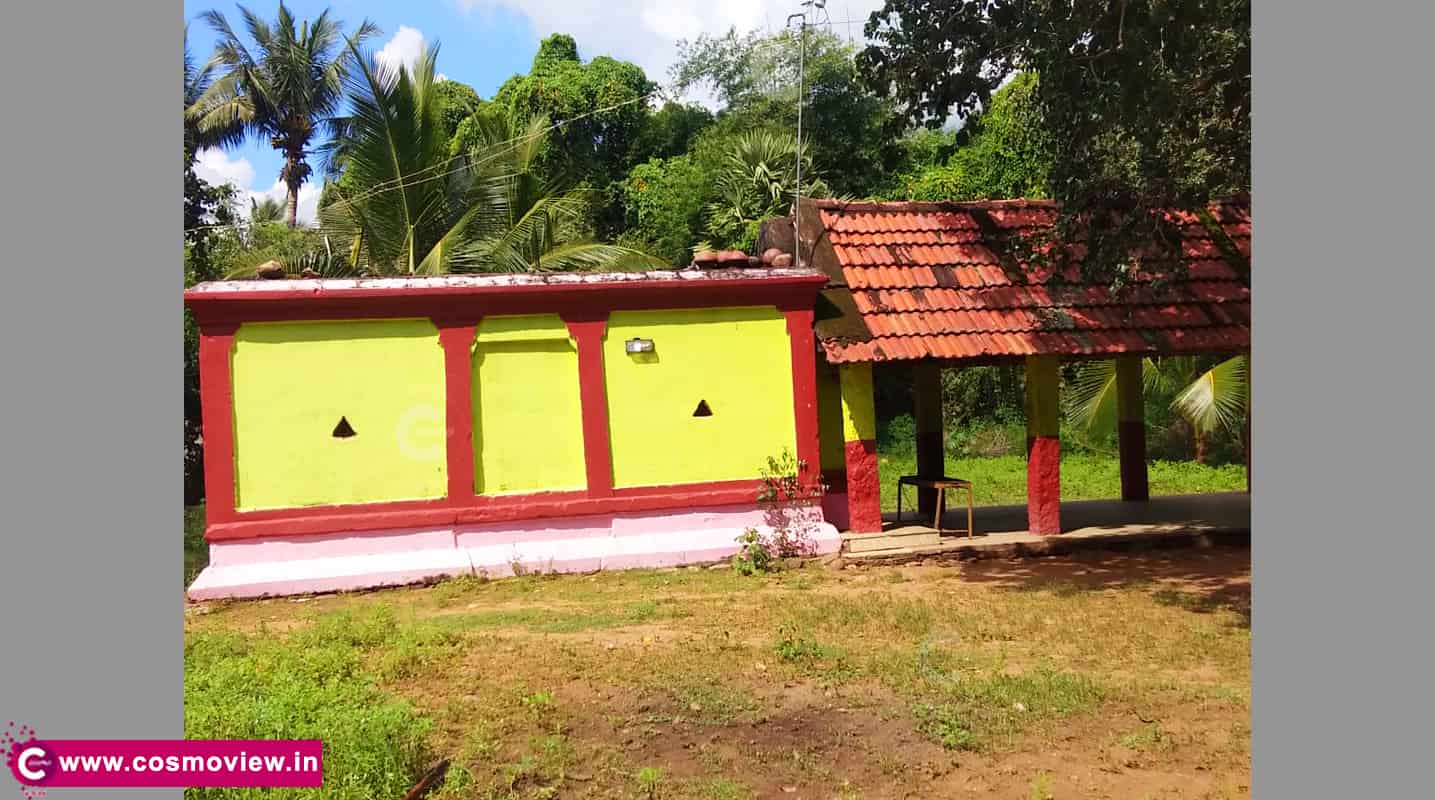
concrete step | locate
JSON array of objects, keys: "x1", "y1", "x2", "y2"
[{"x1": 843, "y1": 529, "x2": 945, "y2": 553}]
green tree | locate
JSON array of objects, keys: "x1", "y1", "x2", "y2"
[
  {"x1": 620, "y1": 154, "x2": 711, "y2": 265},
  {"x1": 189, "y1": 2, "x2": 377, "y2": 227},
  {"x1": 319, "y1": 41, "x2": 654, "y2": 275},
  {"x1": 891, "y1": 73, "x2": 1053, "y2": 201},
  {"x1": 494, "y1": 33, "x2": 654, "y2": 194},
  {"x1": 860, "y1": 0, "x2": 1251, "y2": 284},
  {"x1": 432, "y1": 78, "x2": 484, "y2": 141},
  {"x1": 674, "y1": 27, "x2": 903, "y2": 197},
  {"x1": 631, "y1": 102, "x2": 713, "y2": 162}
]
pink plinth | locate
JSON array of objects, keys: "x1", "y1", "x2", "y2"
[{"x1": 188, "y1": 502, "x2": 841, "y2": 600}]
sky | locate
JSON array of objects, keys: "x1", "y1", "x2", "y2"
[{"x1": 185, "y1": 0, "x2": 888, "y2": 224}]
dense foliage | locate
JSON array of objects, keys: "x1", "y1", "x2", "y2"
[{"x1": 860, "y1": 0, "x2": 1251, "y2": 285}]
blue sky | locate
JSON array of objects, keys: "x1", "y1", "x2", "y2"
[{"x1": 185, "y1": 0, "x2": 887, "y2": 222}]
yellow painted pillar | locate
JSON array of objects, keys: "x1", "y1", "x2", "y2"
[{"x1": 839, "y1": 362, "x2": 882, "y2": 533}]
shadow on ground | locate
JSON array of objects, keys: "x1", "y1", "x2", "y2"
[{"x1": 955, "y1": 546, "x2": 1251, "y2": 627}]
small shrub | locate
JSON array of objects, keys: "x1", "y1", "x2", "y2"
[
  {"x1": 635, "y1": 766, "x2": 664, "y2": 799},
  {"x1": 913, "y1": 703, "x2": 979, "y2": 751},
  {"x1": 732, "y1": 528, "x2": 776, "y2": 576}
]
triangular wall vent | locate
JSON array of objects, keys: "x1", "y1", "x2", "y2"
[
  {"x1": 692, "y1": 400, "x2": 713, "y2": 417},
  {"x1": 332, "y1": 416, "x2": 357, "y2": 438}
]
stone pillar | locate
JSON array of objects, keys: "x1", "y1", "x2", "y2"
[
  {"x1": 839, "y1": 362, "x2": 882, "y2": 533},
  {"x1": 913, "y1": 362, "x2": 944, "y2": 515},
  {"x1": 1025, "y1": 355, "x2": 1061, "y2": 535},
  {"x1": 1116, "y1": 355, "x2": 1149, "y2": 502}
]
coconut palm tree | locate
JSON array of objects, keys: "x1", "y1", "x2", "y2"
[
  {"x1": 188, "y1": 3, "x2": 377, "y2": 228},
  {"x1": 249, "y1": 196, "x2": 286, "y2": 224},
  {"x1": 319, "y1": 40, "x2": 656, "y2": 274},
  {"x1": 1066, "y1": 355, "x2": 1249, "y2": 464},
  {"x1": 184, "y1": 25, "x2": 243, "y2": 166}
]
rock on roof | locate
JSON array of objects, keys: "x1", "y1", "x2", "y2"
[{"x1": 810, "y1": 198, "x2": 1250, "y2": 364}]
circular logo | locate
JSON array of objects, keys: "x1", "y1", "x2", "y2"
[
  {"x1": 12, "y1": 741, "x2": 57, "y2": 785},
  {"x1": 395, "y1": 404, "x2": 445, "y2": 463}
]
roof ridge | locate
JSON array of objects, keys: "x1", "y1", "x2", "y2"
[{"x1": 813, "y1": 198, "x2": 1058, "y2": 213}]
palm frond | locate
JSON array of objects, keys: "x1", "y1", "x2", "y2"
[{"x1": 1170, "y1": 355, "x2": 1249, "y2": 437}]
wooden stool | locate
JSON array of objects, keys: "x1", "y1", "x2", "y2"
[{"x1": 896, "y1": 475, "x2": 975, "y2": 538}]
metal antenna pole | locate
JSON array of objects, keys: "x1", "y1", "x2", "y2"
[{"x1": 788, "y1": 7, "x2": 810, "y2": 267}]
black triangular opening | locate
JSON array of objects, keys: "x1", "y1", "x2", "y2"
[
  {"x1": 332, "y1": 416, "x2": 357, "y2": 438},
  {"x1": 692, "y1": 400, "x2": 713, "y2": 417}
]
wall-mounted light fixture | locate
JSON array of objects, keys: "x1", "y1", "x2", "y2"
[{"x1": 625, "y1": 337, "x2": 656, "y2": 354}]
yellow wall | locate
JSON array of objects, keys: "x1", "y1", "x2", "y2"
[
  {"x1": 472, "y1": 315, "x2": 587, "y2": 494},
  {"x1": 230, "y1": 319, "x2": 447, "y2": 510},
  {"x1": 604, "y1": 307, "x2": 796, "y2": 488},
  {"x1": 839, "y1": 362, "x2": 877, "y2": 442}
]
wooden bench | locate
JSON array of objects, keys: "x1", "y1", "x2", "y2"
[{"x1": 896, "y1": 475, "x2": 975, "y2": 538}]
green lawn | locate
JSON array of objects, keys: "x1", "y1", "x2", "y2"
[{"x1": 875, "y1": 448, "x2": 1247, "y2": 512}]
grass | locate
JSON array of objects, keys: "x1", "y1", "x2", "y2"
[
  {"x1": 876, "y1": 447, "x2": 1247, "y2": 512},
  {"x1": 186, "y1": 548, "x2": 1251, "y2": 799}
]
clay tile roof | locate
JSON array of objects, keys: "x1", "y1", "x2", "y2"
[{"x1": 811, "y1": 198, "x2": 1250, "y2": 364}]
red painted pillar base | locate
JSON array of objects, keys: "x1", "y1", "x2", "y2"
[
  {"x1": 1027, "y1": 436, "x2": 1061, "y2": 535},
  {"x1": 844, "y1": 438, "x2": 883, "y2": 533}
]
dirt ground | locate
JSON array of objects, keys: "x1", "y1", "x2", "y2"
[{"x1": 188, "y1": 546, "x2": 1251, "y2": 800}]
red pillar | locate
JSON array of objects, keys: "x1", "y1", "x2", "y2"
[
  {"x1": 1025, "y1": 355, "x2": 1061, "y2": 535},
  {"x1": 784, "y1": 308, "x2": 822, "y2": 489},
  {"x1": 1116, "y1": 355, "x2": 1149, "y2": 502},
  {"x1": 197, "y1": 323, "x2": 238, "y2": 525},
  {"x1": 437, "y1": 320, "x2": 479, "y2": 505},
  {"x1": 839, "y1": 362, "x2": 882, "y2": 533},
  {"x1": 565, "y1": 315, "x2": 614, "y2": 497}
]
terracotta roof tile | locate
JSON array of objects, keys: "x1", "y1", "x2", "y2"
[{"x1": 813, "y1": 198, "x2": 1250, "y2": 363}]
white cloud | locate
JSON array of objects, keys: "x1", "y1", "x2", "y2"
[
  {"x1": 191, "y1": 147, "x2": 320, "y2": 226},
  {"x1": 376, "y1": 25, "x2": 427, "y2": 75},
  {"x1": 250, "y1": 180, "x2": 321, "y2": 226},
  {"x1": 456, "y1": 0, "x2": 887, "y2": 105},
  {"x1": 193, "y1": 148, "x2": 256, "y2": 190}
]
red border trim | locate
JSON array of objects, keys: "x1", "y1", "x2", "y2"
[
  {"x1": 565, "y1": 315, "x2": 615, "y2": 497},
  {"x1": 186, "y1": 275, "x2": 827, "y2": 327},
  {"x1": 198, "y1": 324, "x2": 238, "y2": 523},
  {"x1": 205, "y1": 479, "x2": 765, "y2": 541},
  {"x1": 438, "y1": 321, "x2": 480, "y2": 505},
  {"x1": 191, "y1": 274, "x2": 829, "y2": 543},
  {"x1": 785, "y1": 308, "x2": 821, "y2": 486}
]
